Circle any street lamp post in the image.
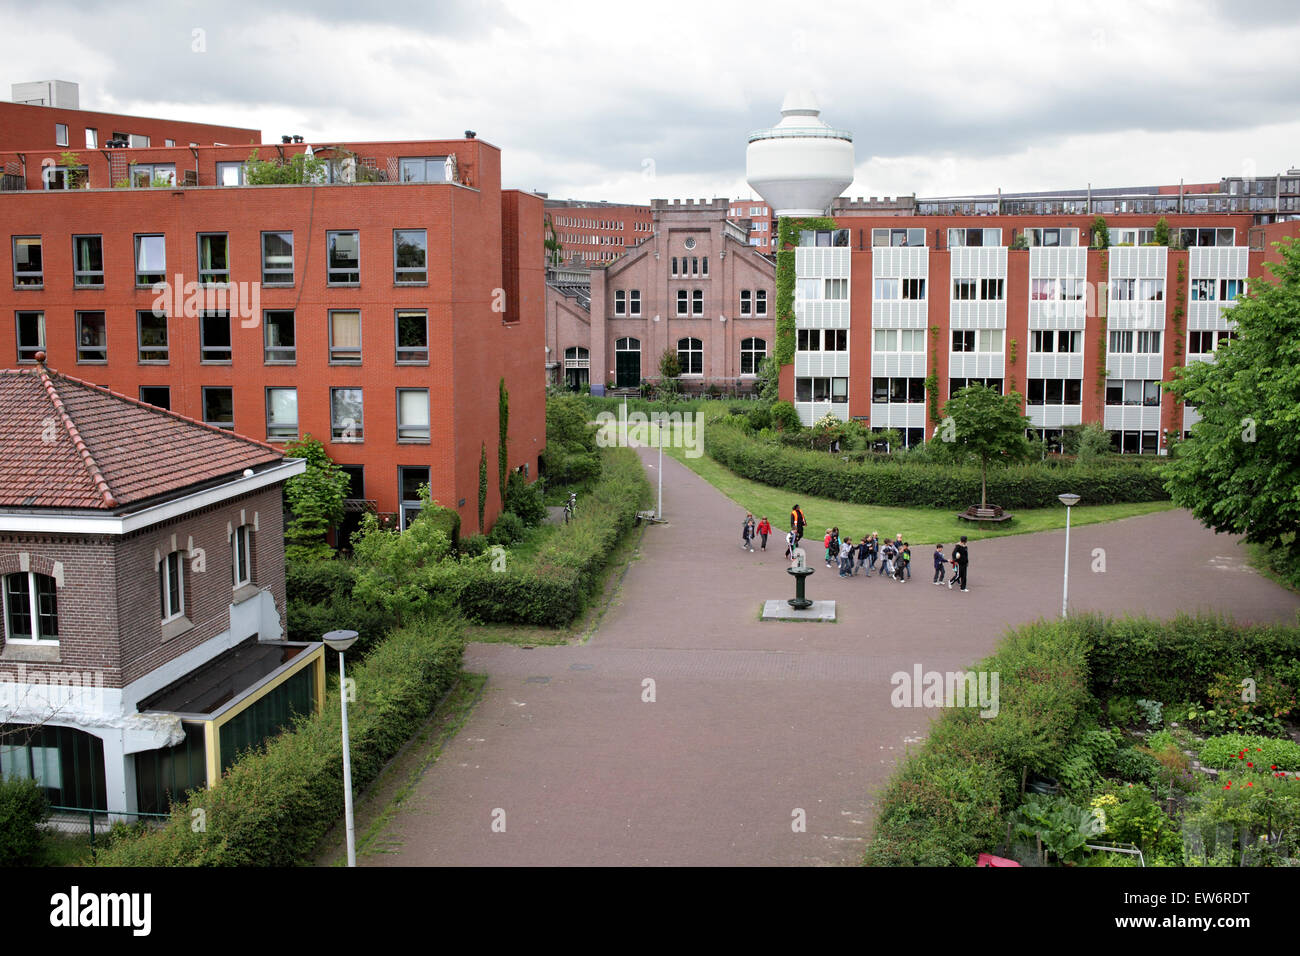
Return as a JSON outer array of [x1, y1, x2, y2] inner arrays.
[[1058, 494, 1080, 619], [323, 629, 361, 867], [656, 411, 664, 519]]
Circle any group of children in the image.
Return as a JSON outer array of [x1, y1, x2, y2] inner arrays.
[[812, 529, 968, 589]]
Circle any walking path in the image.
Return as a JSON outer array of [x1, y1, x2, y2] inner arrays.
[[368, 449, 1300, 866]]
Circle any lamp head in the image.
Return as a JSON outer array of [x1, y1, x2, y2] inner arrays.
[[1058, 493, 1081, 508], [322, 629, 360, 652]]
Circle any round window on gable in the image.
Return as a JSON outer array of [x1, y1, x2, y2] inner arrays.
[[684, 237, 697, 250]]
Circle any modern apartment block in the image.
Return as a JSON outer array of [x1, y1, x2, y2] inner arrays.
[[747, 93, 1299, 451], [543, 198, 654, 265], [547, 198, 776, 393], [1, 95, 545, 530], [0, 358, 321, 815]]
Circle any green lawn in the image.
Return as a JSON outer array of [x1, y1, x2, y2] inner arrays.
[[618, 421, 1178, 544]]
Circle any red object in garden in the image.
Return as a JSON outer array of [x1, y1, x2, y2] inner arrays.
[[977, 853, 1021, 867]]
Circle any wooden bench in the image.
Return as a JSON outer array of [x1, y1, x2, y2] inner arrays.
[[957, 505, 1014, 523]]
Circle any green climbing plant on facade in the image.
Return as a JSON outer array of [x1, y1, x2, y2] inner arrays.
[[774, 215, 840, 366], [926, 324, 942, 426], [498, 378, 509, 508], [478, 442, 488, 533]]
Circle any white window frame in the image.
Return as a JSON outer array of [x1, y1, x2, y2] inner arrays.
[[3, 571, 58, 644], [161, 551, 185, 623], [232, 525, 252, 589]]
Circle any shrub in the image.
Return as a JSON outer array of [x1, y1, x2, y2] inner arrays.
[[1198, 734, 1300, 772], [488, 511, 525, 545], [769, 401, 801, 432], [421, 503, 462, 550], [460, 534, 489, 557], [1101, 784, 1183, 861], [747, 406, 772, 431], [0, 777, 49, 865], [93, 617, 464, 866], [1110, 747, 1161, 784], [504, 472, 547, 527], [1204, 672, 1296, 736], [284, 559, 398, 649], [704, 418, 1168, 509], [456, 447, 650, 627]]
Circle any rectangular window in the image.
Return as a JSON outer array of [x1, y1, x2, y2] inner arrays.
[[629, 290, 641, 316], [797, 328, 821, 351], [266, 387, 298, 441], [873, 278, 899, 300], [1139, 279, 1164, 301], [676, 289, 688, 316], [232, 525, 251, 588], [397, 388, 431, 442], [1108, 330, 1133, 353], [952, 279, 977, 301], [160, 552, 184, 622], [872, 378, 889, 403], [200, 312, 232, 362], [197, 233, 230, 284], [72, 235, 103, 286], [615, 290, 626, 316], [394, 229, 427, 283], [740, 290, 752, 316], [84, 128, 97, 149], [1058, 331, 1081, 353], [327, 231, 360, 284], [396, 310, 428, 364], [692, 289, 703, 316], [952, 330, 975, 353], [874, 329, 897, 351], [399, 156, 450, 182], [261, 232, 294, 285], [202, 387, 234, 430], [1111, 278, 1136, 301], [798, 278, 824, 300], [1221, 279, 1246, 300], [16, 312, 44, 362], [980, 278, 1004, 300], [1191, 278, 1215, 301], [1030, 330, 1053, 352], [55, 123, 68, 147], [12, 237, 42, 287], [794, 377, 847, 402], [1136, 330, 1162, 353], [331, 388, 364, 442], [138, 310, 168, 363], [398, 465, 430, 529], [135, 234, 166, 286], [902, 278, 926, 300], [872, 227, 927, 247], [702, 257, 709, 276], [948, 228, 1002, 247], [76, 312, 106, 363], [755, 289, 767, 316], [139, 386, 170, 410], [131, 163, 175, 187], [1031, 278, 1057, 301], [824, 278, 848, 300], [216, 162, 245, 186], [900, 329, 925, 352], [329, 310, 361, 363], [977, 329, 1003, 352], [823, 329, 847, 352], [264, 310, 295, 363]]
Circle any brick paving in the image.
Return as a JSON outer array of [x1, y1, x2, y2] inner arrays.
[[368, 449, 1300, 866]]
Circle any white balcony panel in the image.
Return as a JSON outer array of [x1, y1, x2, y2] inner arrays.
[[1109, 246, 1167, 279], [1028, 405, 1084, 428], [1183, 405, 1202, 431], [1187, 300, 1240, 331], [870, 300, 929, 328], [1189, 246, 1248, 280], [949, 301, 1007, 330], [797, 401, 848, 426], [948, 353, 1006, 378], [1027, 354, 1084, 379], [794, 352, 850, 377], [872, 246, 929, 279], [871, 352, 927, 378], [950, 246, 1007, 278], [1106, 300, 1165, 330], [1028, 298, 1088, 328], [1107, 354, 1164, 380], [1029, 246, 1087, 279], [796, 247, 851, 279], [1103, 405, 1162, 430], [794, 299, 851, 328], [870, 403, 927, 428]]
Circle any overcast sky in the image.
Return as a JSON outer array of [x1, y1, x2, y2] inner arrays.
[[5, 0, 1299, 204]]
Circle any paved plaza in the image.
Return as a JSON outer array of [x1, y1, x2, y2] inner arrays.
[[368, 450, 1300, 866]]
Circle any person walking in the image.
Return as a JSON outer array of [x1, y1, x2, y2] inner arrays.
[[866, 534, 879, 574], [757, 516, 772, 551], [823, 528, 833, 567], [900, 543, 912, 582], [790, 504, 806, 547], [741, 513, 756, 552], [856, 536, 869, 577], [784, 529, 797, 560], [933, 544, 947, 585], [952, 535, 970, 592], [879, 540, 896, 578]]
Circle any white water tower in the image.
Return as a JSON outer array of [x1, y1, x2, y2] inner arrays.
[[746, 91, 854, 217]]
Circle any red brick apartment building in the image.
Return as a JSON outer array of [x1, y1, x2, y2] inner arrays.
[[0, 358, 322, 814], [783, 199, 1300, 452], [0, 93, 545, 530], [543, 198, 653, 265]]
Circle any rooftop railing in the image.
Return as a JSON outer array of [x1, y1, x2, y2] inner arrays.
[[747, 127, 853, 143]]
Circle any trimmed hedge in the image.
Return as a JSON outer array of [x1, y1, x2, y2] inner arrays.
[[865, 615, 1300, 866], [284, 558, 397, 651], [93, 617, 464, 866], [706, 420, 1170, 509], [456, 447, 650, 627]]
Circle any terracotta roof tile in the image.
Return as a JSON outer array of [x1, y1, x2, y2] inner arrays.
[[0, 358, 283, 511]]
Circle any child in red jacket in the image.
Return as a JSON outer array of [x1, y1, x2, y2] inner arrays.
[[756, 516, 772, 551]]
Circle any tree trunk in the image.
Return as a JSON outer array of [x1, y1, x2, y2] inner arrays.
[[980, 459, 988, 510]]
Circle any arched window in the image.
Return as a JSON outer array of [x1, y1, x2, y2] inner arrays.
[[741, 337, 767, 375], [677, 337, 703, 376], [614, 337, 640, 388], [3, 572, 58, 643]]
